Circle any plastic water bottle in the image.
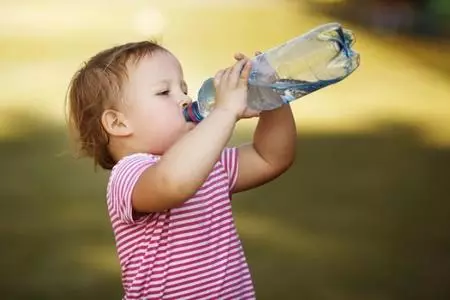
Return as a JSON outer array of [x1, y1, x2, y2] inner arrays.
[[183, 22, 360, 123]]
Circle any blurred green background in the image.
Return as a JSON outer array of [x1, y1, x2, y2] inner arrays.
[[1, 0, 449, 299]]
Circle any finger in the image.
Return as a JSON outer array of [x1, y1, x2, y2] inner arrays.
[[222, 66, 234, 82], [238, 61, 252, 86], [229, 59, 248, 85], [234, 52, 251, 61], [214, 69, 226, 87], [255, 51, 262, 56], [234, 52, 245, 61]]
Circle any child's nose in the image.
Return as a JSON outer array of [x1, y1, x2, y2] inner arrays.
[[179, 95, 192, 107]]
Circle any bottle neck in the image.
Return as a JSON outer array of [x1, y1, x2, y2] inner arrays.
[[183, 101, 204, 123]]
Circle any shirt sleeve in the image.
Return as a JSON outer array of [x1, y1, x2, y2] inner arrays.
[[220, 147, 239, 191], [107, 153, 159, 224]]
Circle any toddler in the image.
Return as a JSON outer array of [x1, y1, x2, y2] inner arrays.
[[67, 41, 296, 299]]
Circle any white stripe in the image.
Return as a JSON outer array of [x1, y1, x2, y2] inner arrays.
[[221, 283, 254, 300], [170, 196, 228, 220], [117, 220, 168, 248], [132, 265, 247, 298], [168, 229, 235, 253], [124, 259, 168, 277], [195, 182, 229, 197], [130, 250, 243, 287], [170, 238, 241, 262], [138, 241, 241, 276], [134, 243, 240, 277], [201, 172, 228, 189], [169, 233, 234, 254], [170, 207, 232, 235], [173, 197, 229, 219], [169, 230, 238, 257], [115, 226, 143, 241], [127, 245, 167, 260], [188, 273, 252, 300], [168, 252, 243, 281], [165, 264, 245, 296], [168, 219, 234, 246], [171, 200, 212, 216], [117, 231, 145, 251], [178, 191, 226, 211], [131, 240, 241, 284], [194, 188, 229, 202], [168, 244, 242, 272], [181, 191, 228, 212], [168, 210, 212, 227]]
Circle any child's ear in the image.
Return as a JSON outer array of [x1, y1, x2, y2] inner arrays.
[[101, 109, 133, 137]]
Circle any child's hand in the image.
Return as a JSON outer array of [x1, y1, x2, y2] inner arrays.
[[234, 51, 262, 61], [213, 58, 254, 120], [233, 51, 263, 119]]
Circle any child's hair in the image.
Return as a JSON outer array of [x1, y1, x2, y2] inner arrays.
[[66, 41, 167, 170]]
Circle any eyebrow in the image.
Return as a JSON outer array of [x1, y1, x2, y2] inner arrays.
[[155, 79, 187, 88]]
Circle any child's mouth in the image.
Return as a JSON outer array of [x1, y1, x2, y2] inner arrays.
[[186, 121, 196, 130]]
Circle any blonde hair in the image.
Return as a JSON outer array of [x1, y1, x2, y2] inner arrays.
[[66, 41, 167, 170]]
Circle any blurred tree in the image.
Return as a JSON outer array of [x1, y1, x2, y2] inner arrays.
[[304, 0, 449, 37]]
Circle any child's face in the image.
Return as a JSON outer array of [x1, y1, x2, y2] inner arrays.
[[123, 51, 195, 154]]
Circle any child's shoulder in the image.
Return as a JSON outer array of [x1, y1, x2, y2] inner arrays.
[[112, 153, 160, 172], [108, 153, 160, 191]]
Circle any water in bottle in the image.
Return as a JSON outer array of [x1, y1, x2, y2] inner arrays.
[[183, 22, 360, 123]]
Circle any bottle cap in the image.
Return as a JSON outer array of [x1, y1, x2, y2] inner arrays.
[[183, 101, 203, 123]]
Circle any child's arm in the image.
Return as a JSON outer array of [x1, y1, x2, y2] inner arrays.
[[228, 51, 297, 193], [131, 59, 252, 213], [233, 104, 297, 193]]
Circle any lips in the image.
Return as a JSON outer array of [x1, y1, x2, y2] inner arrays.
[[186, 122, 196, 130]]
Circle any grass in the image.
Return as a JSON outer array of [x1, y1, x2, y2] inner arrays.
[[1, 117, 449, 299]]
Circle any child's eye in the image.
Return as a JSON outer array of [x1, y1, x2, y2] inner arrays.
[[157, 90, 170, 96]]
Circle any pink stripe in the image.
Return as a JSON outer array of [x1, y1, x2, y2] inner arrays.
[[125, 247, 242, 283], [196, 280, 254, 300], [166, 252, 244, 280], [169, 202, 230, 225], [167, 219, 234, 245], [114, 223, 146, 240], [171, 194, 229, 216], [130, 245, 242, 281], [168, 202, 231, 231], [131, 256, 244, 287], [138, 239, 240, 273], [197, 172, 227, 189], [192, 181, 229, 197], [132, 264, 242, 296], [161, 266, 248, 297], [116, 231, 145, 251], [117, 221, 168, 250], [167, 219, 234, 243], [118, 238, 168, 260], [169, 233, 239, 258]]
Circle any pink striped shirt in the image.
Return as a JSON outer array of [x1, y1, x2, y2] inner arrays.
[[106, 148, 255, 300]]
